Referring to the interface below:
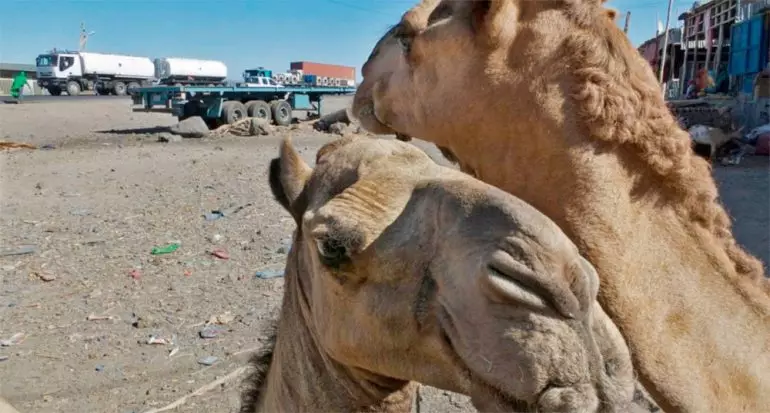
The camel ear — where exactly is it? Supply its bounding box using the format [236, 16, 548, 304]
[269, 137, 312, 222]
[468, 0, 520, 45]
[605, 8, 618, 21]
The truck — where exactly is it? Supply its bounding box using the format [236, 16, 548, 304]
[35, 51, 231, 96]
[131, 77, 355, 128]
[35, 51, 155, 96]
[154, 57, 228, 87]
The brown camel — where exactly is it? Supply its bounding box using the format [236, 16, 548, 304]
[241, 135, 637, 412]
[351, 1, 770, 412]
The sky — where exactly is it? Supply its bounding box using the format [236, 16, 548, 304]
[0, 0, 696, 80]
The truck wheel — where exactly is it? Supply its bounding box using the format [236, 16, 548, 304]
[66, 81, 81, 96]
[48, 87, 62, 96]
[245, 100, 271, 121]
[113, 81, 127, 96]
[270, 100, 292, 126]
[127, 82, 140, 94]
[221, 101, 247, 124]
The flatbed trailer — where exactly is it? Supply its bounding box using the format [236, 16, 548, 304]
[131, 85, 356, 127]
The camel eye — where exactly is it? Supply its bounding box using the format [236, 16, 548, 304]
[315, 237, 349, 268]
[396, 34, 412, 54]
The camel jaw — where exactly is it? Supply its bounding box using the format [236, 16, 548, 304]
[353, 93, 413, 141]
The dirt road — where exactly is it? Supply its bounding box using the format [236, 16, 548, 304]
[0, 100, 767, 413]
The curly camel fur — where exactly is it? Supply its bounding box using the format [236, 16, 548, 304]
[239, 136, 638, 412]
[352, 0, 770, 412]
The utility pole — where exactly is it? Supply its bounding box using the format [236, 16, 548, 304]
[623, 11, 631, 34]
[658, 0, 675, 93]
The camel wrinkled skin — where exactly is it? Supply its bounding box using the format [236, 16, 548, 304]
[352, 1, 770, 412]
[242, 136, 635, 412]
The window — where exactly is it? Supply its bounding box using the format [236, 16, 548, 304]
[36, 55, 57, 67]
[59, 56, 75, 71]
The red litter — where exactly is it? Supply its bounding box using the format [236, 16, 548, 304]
[210, 249, 230, 260]
[129, 269, 142, 280]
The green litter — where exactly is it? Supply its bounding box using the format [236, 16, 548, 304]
[151, 243, 181, 255]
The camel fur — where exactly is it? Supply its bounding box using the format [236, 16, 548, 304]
[240, 135, 636, 412]
[352, 1, 770, 412]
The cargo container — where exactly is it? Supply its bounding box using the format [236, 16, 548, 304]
[289, 61, 356, 81]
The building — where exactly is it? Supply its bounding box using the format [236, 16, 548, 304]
[638, 28, 684, 98]
[0, 63, 41, 96]
[678, 0, 738, 96]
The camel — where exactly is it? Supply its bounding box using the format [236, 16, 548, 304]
[241, 135, 637, 412]
[351, 1, 770, 412]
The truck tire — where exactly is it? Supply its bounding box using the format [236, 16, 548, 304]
[127, 81, 140, 94]
[245, 100, 271, 121]
[66, 81, 81, 96]
[113, 81, 127, 96]
[48, 87, 62, 96]
[221, 101, 247, 124]
[270, 100, 292, 126]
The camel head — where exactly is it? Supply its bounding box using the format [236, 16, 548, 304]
[268, 135, 635, 412]
[352, 0, 643, 153]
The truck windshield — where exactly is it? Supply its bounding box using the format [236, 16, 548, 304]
[36, 55, 57, 67]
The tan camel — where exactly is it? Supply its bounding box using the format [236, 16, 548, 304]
[351, 1, 770, 412]
[240, 135, 637, 412]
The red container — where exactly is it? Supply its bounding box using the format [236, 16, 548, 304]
[290, 61, 356, 81]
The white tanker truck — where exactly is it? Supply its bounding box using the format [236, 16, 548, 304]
[35, 51, 228, 96]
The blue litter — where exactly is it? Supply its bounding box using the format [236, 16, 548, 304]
[198, 356, 218, 366]
[255, 270, 284, 279]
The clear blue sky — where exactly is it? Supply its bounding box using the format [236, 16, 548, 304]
[0, 0, 694, 80]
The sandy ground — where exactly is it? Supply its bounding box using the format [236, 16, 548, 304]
[0, 99, 768, 413]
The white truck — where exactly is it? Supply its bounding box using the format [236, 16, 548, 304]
[35, 51, 155, 96]
[154, 58, 228, 86]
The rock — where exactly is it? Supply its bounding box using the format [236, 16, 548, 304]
[169, 116, 209, 138]
[329, 122, 348, 136]
[249, 118, 274, 136]
[157, 133, 182, 143]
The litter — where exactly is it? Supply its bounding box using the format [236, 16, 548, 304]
[197, 356, 218, 366]
[0, 245, 36, 257]
[210, 248, 229, 260]
[34, 271, 56, 282]
[87, 314, 115, 321]
[70, 209, 92, 216]
[95, 364, 105, 372]
[199, 325, 225, 339]
[203, 202, 253, 221]
[129, 269, 142, 280]
[255, 269, 284, 279]
[0, 333, 25, 347]
[146, 335, 169, 345]
[0, 355, 8, 362]
[207, 312, 235, 325]
[151, 243, 180, 255]
[0, 141, 36, 151]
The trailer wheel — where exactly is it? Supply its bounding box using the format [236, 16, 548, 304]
[270, 100, 292, 126]
[66, 81, 81, 96]
[48, 87, 62, 96]
[221, 101, 247, 124]
[245, 100, 272, 121]
[113, 81, 127, 96]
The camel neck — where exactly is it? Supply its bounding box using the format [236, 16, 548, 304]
[257, 254, 416, 413]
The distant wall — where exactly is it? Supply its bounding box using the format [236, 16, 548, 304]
[319, 94, 354, 117]
[0, 79, 44, 96]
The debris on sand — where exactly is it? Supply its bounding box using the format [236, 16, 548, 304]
[0, 333, 25, 347]
[199, 325, 225, 339]
[206, 312, 235, 326]
[0, 245, 36, 257]
[203, 202, 252, 221]
[255, 269, 284, 279]
[150, 243, 180, 255]
[146, 335, 171, 345]
[87, 314, 116, 321]
[197, 356, 218, 366]
[33, 271, 56, 282]
[0, 141, 37, 151]
[209, 248, 230, 260]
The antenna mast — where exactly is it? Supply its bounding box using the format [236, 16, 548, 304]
[79, 22, 96, 52]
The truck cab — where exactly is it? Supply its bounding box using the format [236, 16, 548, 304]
[35, 53, 84, 96]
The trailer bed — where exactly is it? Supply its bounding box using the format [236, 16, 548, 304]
[131, 84, 356, 127]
